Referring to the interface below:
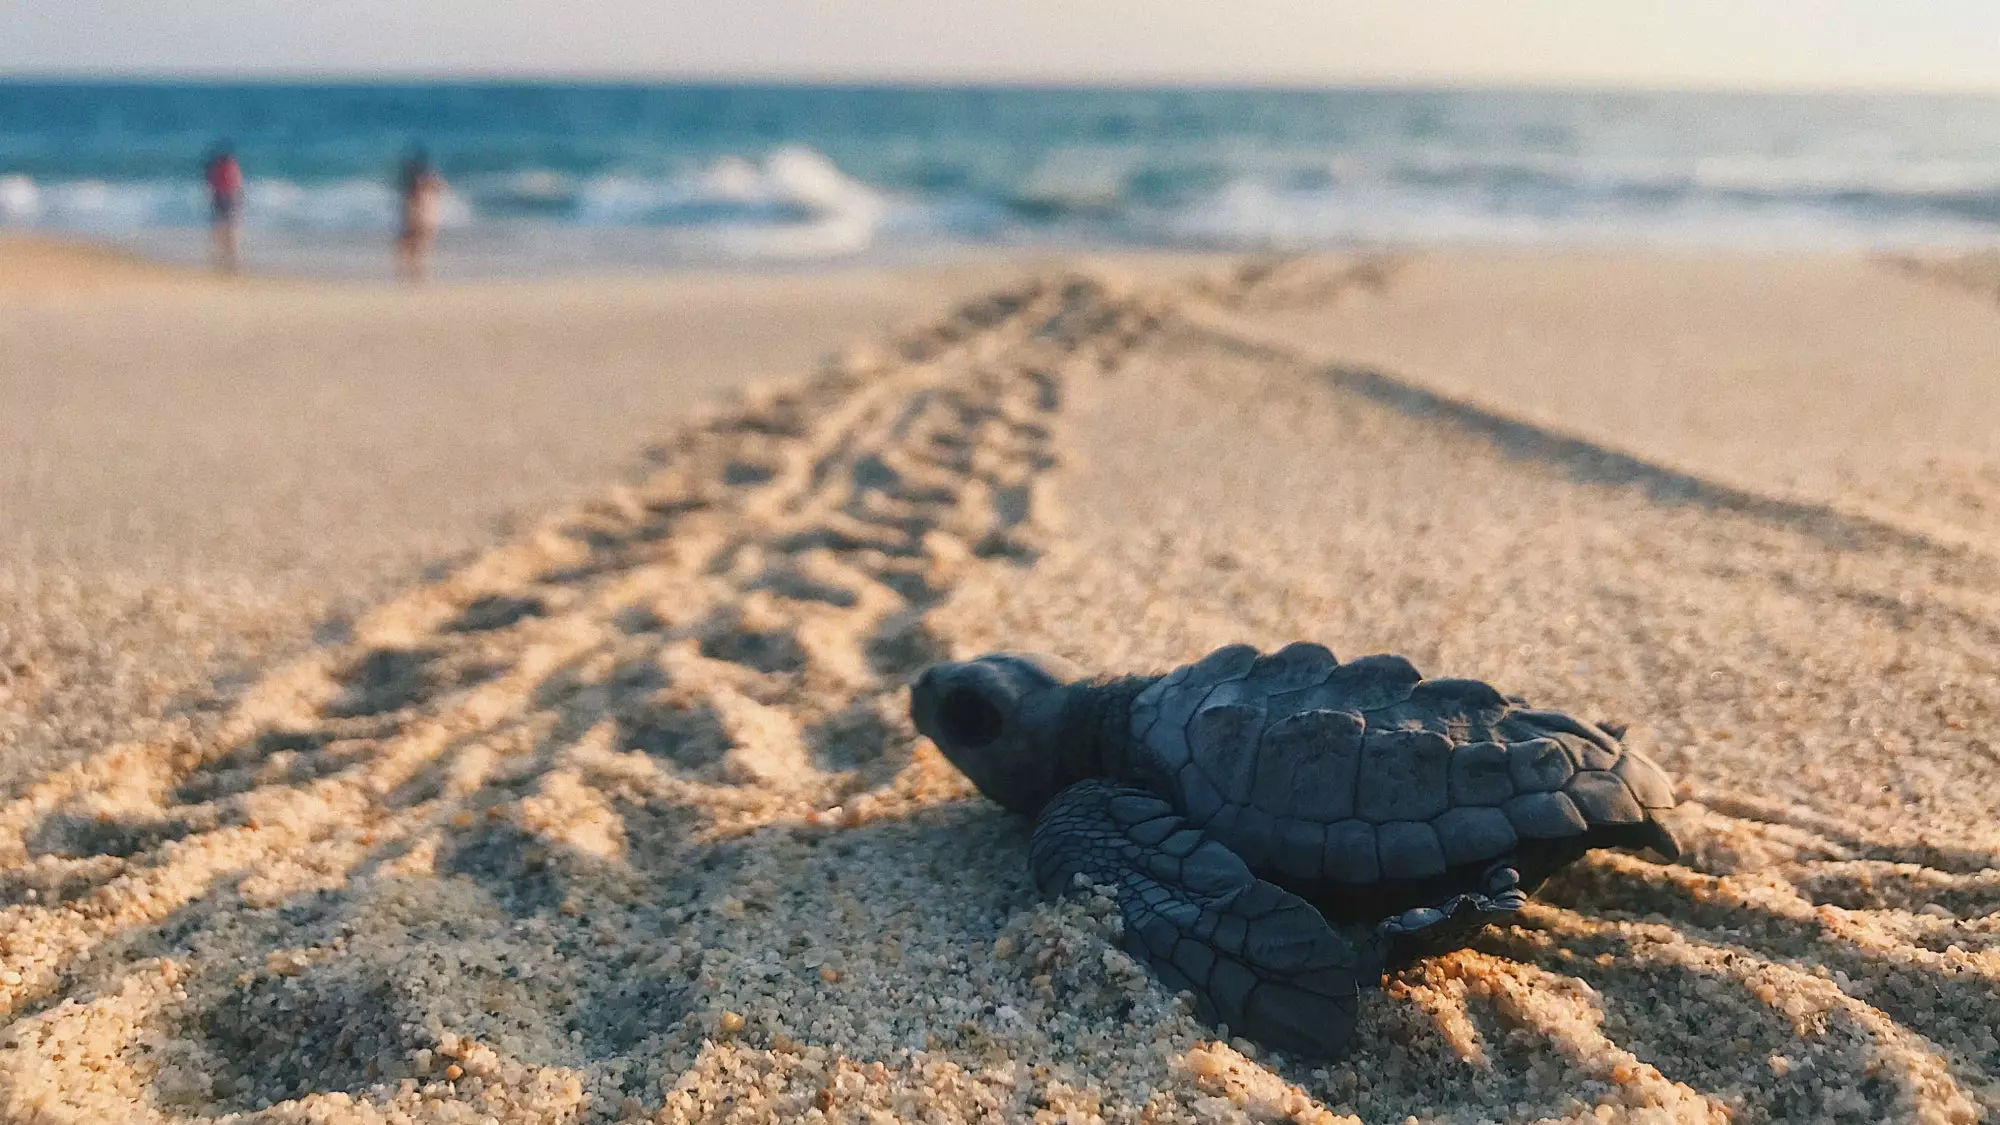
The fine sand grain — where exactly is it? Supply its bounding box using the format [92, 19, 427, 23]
[0, 240, 1036, 795]
[0, 248, 1996, 1124]
[1890, 250, 2000, 311]
[1224, 250, 2000, 551]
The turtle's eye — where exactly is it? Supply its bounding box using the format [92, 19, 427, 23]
[937, 686, 1005, 748]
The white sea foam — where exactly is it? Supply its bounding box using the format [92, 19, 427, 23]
[0, 176, 474, 232]
[0, 174, 40, 220]
[577, 148, 883, 229]
[568, 147, 889, 258]
[1153, 170, 2000, 251]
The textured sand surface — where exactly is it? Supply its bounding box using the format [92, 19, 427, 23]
[1893, 251, 2000, 312]
[1, 249, 1996, 1124]
[1226, 251, 2000, 550]
[0, 242, 1034, 794]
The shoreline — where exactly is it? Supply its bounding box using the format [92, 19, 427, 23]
[0, 231, 202, 291]
[10, 228, 2000, 291]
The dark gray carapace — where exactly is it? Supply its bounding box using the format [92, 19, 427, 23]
[911, 642, 1684, 1058]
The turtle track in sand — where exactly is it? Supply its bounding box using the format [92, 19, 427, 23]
[1882, 250, 2000, 309]
[0, 256, 1993, 1125]
[0, 273, 1165, 1122]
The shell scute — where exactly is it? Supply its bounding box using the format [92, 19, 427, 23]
[1322, 820, 1379, 884]
[1376, 821, 1447, 879]
[1138, 648, 1256, 781]
[1447, 741, 1513, 806]
[1188, 700, 1267, 804]
[1246, 641, 1339, 693]
[1176, 761, 1227, 825]
[1408, 678, 1512, 738]
[1205, 804, 1241, 841]
[1159, 827, 1207, 858]
[1507, 737, 1574, 793]
[1322, 653, 1423, 712]
[1565, 770, 1645, 825]
[1432, 806, 1519, 866]
[1614, 749, 1677, 810]
[1410, 677, 1510, 709]
[1355, 729, 1453, 823]
[1251, 709, 1363, 821]
[1137, 712, 1192, 780]
[1200, 676, 1264, 711]
[1555, 731, 1618, 772]
[1231, 806, 1279, 869]
[1273, 818, 1327, 881]
[1500, 707, 1620, 751]
[1502, 790, 1589, 838]
[1189, 643, 1260, 686]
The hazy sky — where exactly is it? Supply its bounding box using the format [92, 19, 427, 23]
[4, 0, 1998, 91]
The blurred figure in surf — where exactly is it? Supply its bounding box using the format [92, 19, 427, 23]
[396, 147, 447, 282]
[204, 144, 245, 274]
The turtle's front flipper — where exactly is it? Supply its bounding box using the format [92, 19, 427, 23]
[1030, 779, 1376, 1058]
[1377, 861, 1527, 967]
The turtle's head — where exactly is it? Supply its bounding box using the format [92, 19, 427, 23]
[910, 652, 1086, 816]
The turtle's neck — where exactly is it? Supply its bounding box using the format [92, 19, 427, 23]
[1053, 673, 1160, 793]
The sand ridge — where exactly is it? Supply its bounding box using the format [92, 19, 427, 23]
[0, 254, 1995, 1124]
[0, 254, 1042, 800]
[1223, 250, 2000, 560]
[1888, 251, 2000, 309]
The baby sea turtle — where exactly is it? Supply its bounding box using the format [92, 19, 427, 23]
[909, 642, 1681, 1058]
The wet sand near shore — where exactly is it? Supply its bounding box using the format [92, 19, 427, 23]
[0, 244, 1996, 1124]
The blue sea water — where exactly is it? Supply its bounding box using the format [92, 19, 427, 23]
[3, 82, 1999, 276]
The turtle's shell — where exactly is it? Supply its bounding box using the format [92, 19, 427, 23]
[1123, 642, 1678, 895]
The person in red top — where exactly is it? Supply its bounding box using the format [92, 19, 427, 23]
[204, 145, 245, 274]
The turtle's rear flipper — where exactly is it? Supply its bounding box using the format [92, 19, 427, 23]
[1031, 779, 1376, 1059]
[1377, 861, 1527, 968]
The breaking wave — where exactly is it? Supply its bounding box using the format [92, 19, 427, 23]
[0, 147, 895, 259]
[6, 85, 2000, 267]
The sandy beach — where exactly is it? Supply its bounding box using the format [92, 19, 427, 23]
[1, 239, 1996, 1124]
[0, 239, 1039, 796]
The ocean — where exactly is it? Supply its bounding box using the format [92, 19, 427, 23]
[4, 82, 1999, 277]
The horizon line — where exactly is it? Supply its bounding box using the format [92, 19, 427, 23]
[4, 70, 2000, 98]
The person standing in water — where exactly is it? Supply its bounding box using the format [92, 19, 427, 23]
[396, 147, 446, 282]
[204, 145, 245, 274]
